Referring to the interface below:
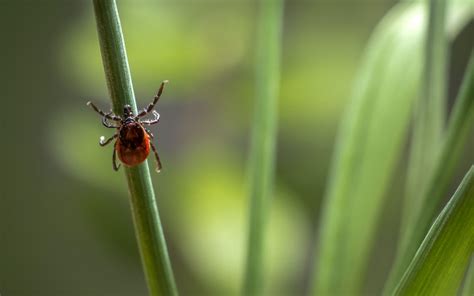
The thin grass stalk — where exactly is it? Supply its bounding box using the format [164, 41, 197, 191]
[243, 1, 284, 295]
[92, 1, 177, 295]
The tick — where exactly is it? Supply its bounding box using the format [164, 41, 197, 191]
[87, 80, 168, 172]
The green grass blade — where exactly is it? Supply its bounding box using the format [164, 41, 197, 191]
[243, 1, 284, 295]
[402, 0, 447, 237]
[312, 4, 426, 294]
[311, 2, 473, 294]
[393, 167, 474, 295]
[462, 258, 474, 296]
[386, 52, 474, 294]
[92, 1, 177, 295]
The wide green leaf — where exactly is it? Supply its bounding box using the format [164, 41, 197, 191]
[394, 167, 474, 295]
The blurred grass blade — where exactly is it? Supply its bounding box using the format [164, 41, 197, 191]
[312, 4, 425, 294]
[393, 167, 474, 296]
[386, 52, 474, 293]
[311, 2, 473, 295]
[462, 258, 474, 296]
[402, 0, 446, 237]
[243, 0, 284, 295]
[92, 1, 177, 295]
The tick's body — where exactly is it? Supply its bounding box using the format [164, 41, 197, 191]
[87, 81, 167, 172]
[116, 121, 151, 166]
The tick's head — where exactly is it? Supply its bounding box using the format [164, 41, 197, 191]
[123, 104, 133, 117]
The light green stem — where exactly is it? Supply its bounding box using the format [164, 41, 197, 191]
[92, 1, 177, 295]
[243, 1, 284, 295]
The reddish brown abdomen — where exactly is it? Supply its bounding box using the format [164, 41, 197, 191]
[116, 123, 150, 167]
[117, 140, 150, 166]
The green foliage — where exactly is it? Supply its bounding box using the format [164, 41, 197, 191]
[5, 0, 474, 293]
[393, 167, 474, 295]
[312, 1, 473, 295]
[387, 52, 474, 293]
[385, 0, 473, 290]
[313, 3, 424, 294]
[65, 1, 472, 295]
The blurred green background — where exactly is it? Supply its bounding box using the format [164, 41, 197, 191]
[1, 0, 472, 295]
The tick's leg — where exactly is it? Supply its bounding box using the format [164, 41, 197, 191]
[99, 134, 118, 146]
[145, 128, 154, 139]
[113, 144, 121, 171]
[137, 80, 168, 118]
[141, 111, 160, 125]
[149, 142, 162, 173]
[87, 101, 121, 121]
[102, 114, 121, 128]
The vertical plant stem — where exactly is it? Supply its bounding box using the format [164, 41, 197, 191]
[92, 1, 177, 295]
[243, 1, 284, 295]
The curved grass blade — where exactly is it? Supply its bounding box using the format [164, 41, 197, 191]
[393, 167, 474, 295]
[312, 4, 426, 294]
[386, 52, 474, 293]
